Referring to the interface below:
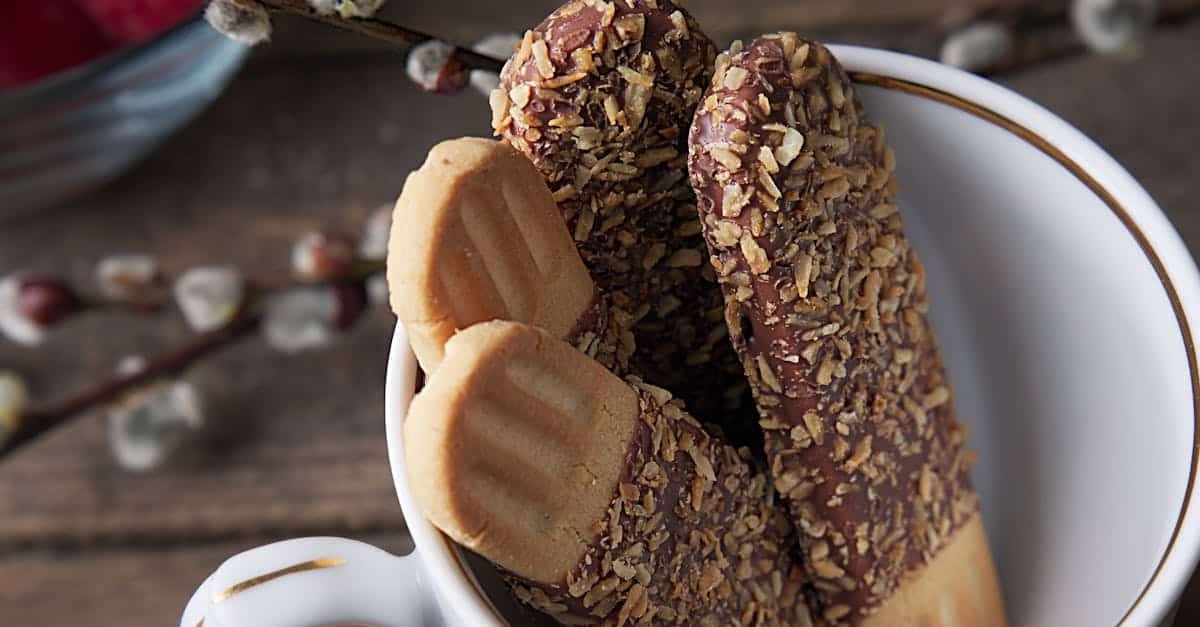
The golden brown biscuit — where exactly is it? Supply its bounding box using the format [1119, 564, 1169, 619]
[388, 137, 601, 372]
[406, 321, 812, 625]
[405, 319, 637, 581]
[388, 137, 636, 378]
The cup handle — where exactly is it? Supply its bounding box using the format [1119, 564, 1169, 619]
[179, 536, 445, 627]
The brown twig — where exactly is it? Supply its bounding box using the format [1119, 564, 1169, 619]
[0, 259, 387, 461]
[241, 0, 1198, 85]
[1, 314, 261, 458]
[256, 0, 506, 73]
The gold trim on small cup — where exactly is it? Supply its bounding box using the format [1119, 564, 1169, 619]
[211, 557, 347, 603]
[849, 71, 1199, 626]
[420, 71, 1197, 627]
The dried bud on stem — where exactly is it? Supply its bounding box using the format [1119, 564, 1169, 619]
[1071, 0, 1158, 55]
[107, 361, 205, 472]
[292, 231, 355, 281]
[96, 254, 159, 302]
[307, 0, 385, 18]
[407, 40, 469, 94]
[204, 0, 505, 86]
[940, 21, 1014, 72]
[174, 266, 245, 333]
[0, 274, 82, 346]
[0, 211, 387, 461]
[205, 0, 273, 46]
[264, 288, 332, 352]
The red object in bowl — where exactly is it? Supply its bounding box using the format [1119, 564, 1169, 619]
[75, 0, 206, 44]
[0, 0, 115, 88]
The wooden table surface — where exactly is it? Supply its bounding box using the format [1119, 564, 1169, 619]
[1, 3, 1198, 624]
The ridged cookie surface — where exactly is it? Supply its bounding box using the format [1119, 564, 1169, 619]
[405, 320, 639, 583]
[406, 321, 813, 625]
[388, 138, 596, 371]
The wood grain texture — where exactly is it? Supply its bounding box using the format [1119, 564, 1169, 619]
[0, 319, 404, 548]
[0, 7, 1197, 626]
[0, 533, 412, 627]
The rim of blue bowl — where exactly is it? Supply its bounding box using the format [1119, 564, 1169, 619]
[0, 8, 213, 109]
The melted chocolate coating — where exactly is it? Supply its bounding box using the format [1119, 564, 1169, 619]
[507, 383, 812, 626]
[688, 35, 979, 623]
[493, 0, 757, 442]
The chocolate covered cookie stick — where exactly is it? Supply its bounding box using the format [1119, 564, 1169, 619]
[406, 321, 812, 626]
[688, 34, 1004, 625]
[492, 0, 755, 436]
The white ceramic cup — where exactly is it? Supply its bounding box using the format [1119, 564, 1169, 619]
[181, 45, 1200, 627]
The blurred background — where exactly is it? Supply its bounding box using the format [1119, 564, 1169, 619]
[0, 0, 1197, 624]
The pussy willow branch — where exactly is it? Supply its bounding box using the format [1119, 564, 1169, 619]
[957, 0, 1200, 26]
[948, 0, 1200, 76]
[1, 314, 261, 458]
[255, 0, 506, 73]
[255, 0, 1198, 83]
[0, 259, 386, 461]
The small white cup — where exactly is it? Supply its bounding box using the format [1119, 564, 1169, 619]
[181, 45, 1200, 627]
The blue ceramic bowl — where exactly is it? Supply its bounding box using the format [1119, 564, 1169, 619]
[0, 14, 248, 217]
